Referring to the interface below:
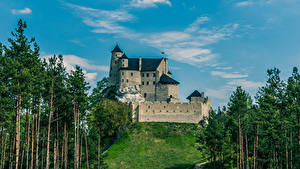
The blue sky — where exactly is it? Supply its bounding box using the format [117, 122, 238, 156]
[1, 0, 300, 108]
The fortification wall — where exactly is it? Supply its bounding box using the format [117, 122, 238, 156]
[132, 99, 211, 123]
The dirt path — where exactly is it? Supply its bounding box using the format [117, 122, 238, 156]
[194, 161, 209, 169]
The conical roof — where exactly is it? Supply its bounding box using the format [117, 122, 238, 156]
[186, 90, 202, 100]
[159, 74, 179, 85]
[121, 53, 128, 59]
[111, 45, 122, 53]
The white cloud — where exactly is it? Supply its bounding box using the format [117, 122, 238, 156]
[82, 70, 98, 85]
[216, 66, 232, 70]
[42, 54, 109, 85]
[62, 55, 109, 72]
[235, 0, 275, 7]
[66, 4, 239, 67]
[66, 3, 137, 38]
[206, 79, 264, 107]
[227, 79, 264, 90]
[206, 87, 230, 100]
[130, 0, 172, 8]
[11, 8, 32, 15]
[211, 71, 248, 78]
[185, 16, 210, 32]
[140, 18, 238, 65]
[236, 1, 254, 7]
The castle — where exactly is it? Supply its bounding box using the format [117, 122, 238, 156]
[109, 45, 211, 123]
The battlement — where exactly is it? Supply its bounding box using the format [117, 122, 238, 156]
[131, 98, 211, 123]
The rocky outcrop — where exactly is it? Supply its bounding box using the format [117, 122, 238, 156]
[117, 85, 145, 103]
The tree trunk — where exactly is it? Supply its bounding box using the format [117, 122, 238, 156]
[76, 108, 80, 169]
[26, 113, 31, 169]
[46, 90, 54, 169]
[84, 132, 89, 169]
[35, 94, 42, 169]
[74, 104, 77, 169]
[64, 119, 68, 169]
[285, 130, 288, 169]
[15, 95, 21, 169]
[1, 135, 7, 169]
[238, 115, 242, 169]
[98, 133, 100, 169]
[245, 134, 249, 169]
[0, 128, 3, 169]
[41, 132, 45, 169]
[9, 135, 15, 169]
[53, 139, 57, 169]
[20, 143, 25, 169]
[237, 134, 239, 169]
[289, 132, 292, 169]
[30, 114, 35, 169]
[79, 135, 82, 169]
[253, 136, 256, 169]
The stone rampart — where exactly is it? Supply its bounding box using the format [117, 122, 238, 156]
[132, 99, 211, 123]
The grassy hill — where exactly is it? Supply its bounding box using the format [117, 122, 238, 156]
[104, 122, 207, 169]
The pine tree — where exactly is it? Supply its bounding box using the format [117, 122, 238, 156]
[256, 68, 285, 168]
[3, 19, 40, 169]
[227, 86, 252, 169]
[68, 65, 89, 169]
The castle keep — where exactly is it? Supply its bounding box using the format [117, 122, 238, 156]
[109, 45, 211, 123]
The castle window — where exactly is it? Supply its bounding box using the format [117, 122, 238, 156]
[146, 73, 149, 77]
[131, 72, 133, 76]
[142, 73, 144, 77]
[148, 106, 150, 109]
[170, 95, 173, 98]
[122, 72, 124, 75]
[163, 106, 166, 109]
[144, 93, 147, 98]
[126, 79, 129, 83]
[146, 81, 149, 85]
[153, 81, 155, 85]
[122, 79, 124, 82]
[142, 81, 144, 85]
[153, 73, 156, 77]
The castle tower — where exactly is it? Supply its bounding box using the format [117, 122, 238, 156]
[109, 45, 123, 86]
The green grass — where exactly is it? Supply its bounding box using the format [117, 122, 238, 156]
[104, 122, 207, 169]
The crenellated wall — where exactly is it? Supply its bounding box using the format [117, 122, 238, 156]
[131, 98, 211, 123]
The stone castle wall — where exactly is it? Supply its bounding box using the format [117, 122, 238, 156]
[132, 98, 211, 123]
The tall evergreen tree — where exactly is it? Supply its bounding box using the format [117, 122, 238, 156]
[3, 19, 40, 169]
[68, 65, 89, 169]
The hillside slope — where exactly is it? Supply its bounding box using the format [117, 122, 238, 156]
[104, 122, 207, 169]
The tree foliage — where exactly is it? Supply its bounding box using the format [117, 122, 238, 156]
[198, 68, 300, 169]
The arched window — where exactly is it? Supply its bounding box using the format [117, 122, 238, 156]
[144, 93, 147, 98]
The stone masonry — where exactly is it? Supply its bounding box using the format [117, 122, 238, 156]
[109, 45, 211, 123]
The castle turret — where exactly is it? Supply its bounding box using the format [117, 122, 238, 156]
[186, 90, 205, 103]
[109, 45, 123, 85]
[120, 53, 128, 68]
